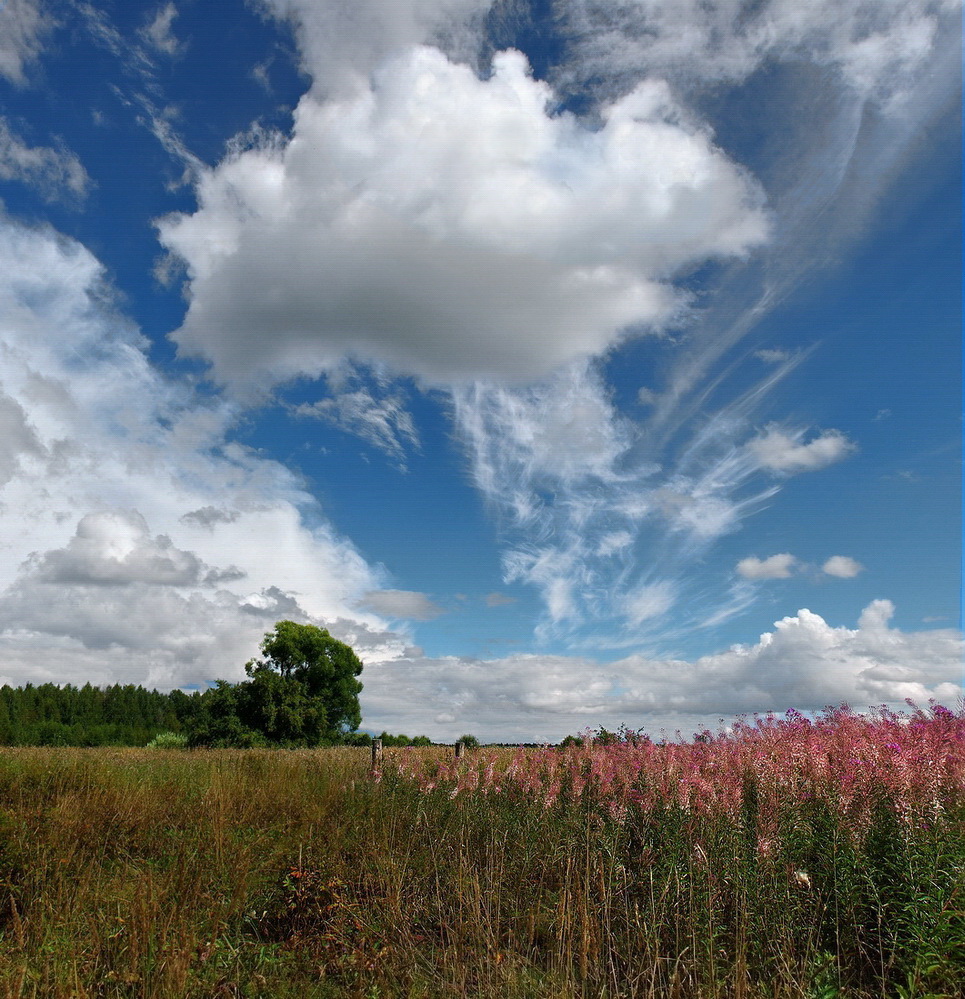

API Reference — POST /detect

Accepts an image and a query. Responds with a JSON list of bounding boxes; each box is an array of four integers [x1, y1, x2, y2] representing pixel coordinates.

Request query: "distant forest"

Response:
[[0, 683, 200, 747], [0, 683, 439, 748]]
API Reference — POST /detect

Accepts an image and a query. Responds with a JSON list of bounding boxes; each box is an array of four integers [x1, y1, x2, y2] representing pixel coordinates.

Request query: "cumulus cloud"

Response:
[[0, 217, 409, 690], [0, 0, 50, 85], [823, 555, 864, 578], [749, 426, 856, 474], [0, 118, 91, 202], [737, 553, 797, 580], [362, 589, 446, 621], [159, 45, 768, 389], [360, 601, 964, 741], [26, 511, 214, 587]]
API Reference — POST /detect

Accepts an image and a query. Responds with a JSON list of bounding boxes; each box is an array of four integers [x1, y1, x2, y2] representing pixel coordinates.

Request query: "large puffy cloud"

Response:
[[159, 45, 768, 389], [0, 217, 409, 690], [361, 600, 963, 741]]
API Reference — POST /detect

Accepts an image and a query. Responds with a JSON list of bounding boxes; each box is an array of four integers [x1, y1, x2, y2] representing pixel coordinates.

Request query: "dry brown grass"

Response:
[[0, 745, 959, 998]]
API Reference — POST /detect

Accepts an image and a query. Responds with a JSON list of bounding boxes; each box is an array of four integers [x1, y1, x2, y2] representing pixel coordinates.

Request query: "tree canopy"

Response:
[[188, 621, 364, 748]]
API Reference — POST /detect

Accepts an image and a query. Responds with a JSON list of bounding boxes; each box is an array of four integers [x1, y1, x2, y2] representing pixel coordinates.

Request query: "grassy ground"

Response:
[[0, 740, 961, 998]]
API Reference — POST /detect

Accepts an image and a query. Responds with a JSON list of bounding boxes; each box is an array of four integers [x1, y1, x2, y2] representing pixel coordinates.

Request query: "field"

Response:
[[0, 705, 962, 999]]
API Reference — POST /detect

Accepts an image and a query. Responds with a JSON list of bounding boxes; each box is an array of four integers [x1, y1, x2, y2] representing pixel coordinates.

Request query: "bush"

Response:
[[146, 731, 188, 749]]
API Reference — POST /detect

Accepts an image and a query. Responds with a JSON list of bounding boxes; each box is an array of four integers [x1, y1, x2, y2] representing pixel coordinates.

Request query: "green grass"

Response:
[[0, 746, 961, 998]]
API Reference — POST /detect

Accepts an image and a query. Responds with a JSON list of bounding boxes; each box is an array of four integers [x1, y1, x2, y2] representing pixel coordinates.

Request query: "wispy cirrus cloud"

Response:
[[140, 3, 185, 58], [0, 0, 51, 85], [0, 117, 91, 202]]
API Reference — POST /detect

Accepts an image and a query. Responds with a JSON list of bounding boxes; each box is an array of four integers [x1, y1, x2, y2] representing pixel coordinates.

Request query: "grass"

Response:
[[0, 706, 962, 998]]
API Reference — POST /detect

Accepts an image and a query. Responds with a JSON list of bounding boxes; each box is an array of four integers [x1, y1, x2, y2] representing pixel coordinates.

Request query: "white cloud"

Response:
[[485, 592, 515, 607], [140, 3, 185, 57], [0, 217, 408, 690], [736, 553, 797, 580], [754, 349, 789, 364], [596, 531, 633, 557], [159, 45, 768, 390], [749, 426, 855, 474], [456, 362, 785, 640], [0, 118, 91, 202], [294, 377, 419, 465], [362, 589, 446, 621], [623, 580, 676, 627], [26, 510, 218, 587], [555, 0, 958, 111], [0, 0, 50, 85], [258, 0, 490, 94], [823, 555, 864, 578], [360, 601, 963, 741]]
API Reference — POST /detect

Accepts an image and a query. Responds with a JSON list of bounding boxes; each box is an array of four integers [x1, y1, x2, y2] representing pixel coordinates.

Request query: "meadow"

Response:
[[0, 704, 961, 998]]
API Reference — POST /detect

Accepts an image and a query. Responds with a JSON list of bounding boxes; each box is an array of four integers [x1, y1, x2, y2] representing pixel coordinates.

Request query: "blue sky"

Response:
[[0, 0, 959, 740]]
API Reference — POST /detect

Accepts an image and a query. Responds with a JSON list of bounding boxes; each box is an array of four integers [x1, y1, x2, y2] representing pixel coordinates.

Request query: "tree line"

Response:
[[0, 621, 434, 748]]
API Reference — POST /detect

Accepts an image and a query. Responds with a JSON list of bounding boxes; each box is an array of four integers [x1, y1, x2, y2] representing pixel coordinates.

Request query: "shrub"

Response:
[[145, 731, 188, 749]]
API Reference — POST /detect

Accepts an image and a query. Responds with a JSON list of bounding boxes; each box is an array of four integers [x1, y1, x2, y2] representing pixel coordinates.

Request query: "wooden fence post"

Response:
[[371, 738, 382, 767], [454, 740, 463, 760]]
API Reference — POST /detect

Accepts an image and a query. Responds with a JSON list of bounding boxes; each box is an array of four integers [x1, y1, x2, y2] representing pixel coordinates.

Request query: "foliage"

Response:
[[457, 733, 480, 749], [0, 707, 961, 998], [187, 621, 364, 748], [145, 731, 188, 749], [0, 681, 199, 746]]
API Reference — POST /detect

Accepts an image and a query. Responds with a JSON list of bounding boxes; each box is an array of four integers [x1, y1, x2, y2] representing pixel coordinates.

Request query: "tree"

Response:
[[188, 621, 364, 748], [247, 621, 363, 739]]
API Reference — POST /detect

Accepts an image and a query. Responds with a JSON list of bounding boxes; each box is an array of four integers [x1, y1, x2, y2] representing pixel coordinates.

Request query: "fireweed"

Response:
[[382, 703, 965, 848]]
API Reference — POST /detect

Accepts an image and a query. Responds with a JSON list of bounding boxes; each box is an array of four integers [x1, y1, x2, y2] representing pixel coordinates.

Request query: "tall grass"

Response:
[[0, 704, 962, 998]]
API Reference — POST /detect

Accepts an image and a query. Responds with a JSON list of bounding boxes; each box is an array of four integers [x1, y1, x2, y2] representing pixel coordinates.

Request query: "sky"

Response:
[[0, 0, 960, 742]]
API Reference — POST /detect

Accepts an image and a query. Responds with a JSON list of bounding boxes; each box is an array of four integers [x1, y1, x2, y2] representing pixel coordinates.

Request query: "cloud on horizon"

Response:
[[361, 600, 964, 741]]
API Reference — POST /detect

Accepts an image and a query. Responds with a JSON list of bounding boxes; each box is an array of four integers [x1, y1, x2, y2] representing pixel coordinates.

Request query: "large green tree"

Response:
[[188, 621, 364, 748]]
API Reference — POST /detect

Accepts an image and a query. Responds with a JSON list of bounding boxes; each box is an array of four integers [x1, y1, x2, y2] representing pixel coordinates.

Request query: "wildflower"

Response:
[[793, 870, 812, 889]]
